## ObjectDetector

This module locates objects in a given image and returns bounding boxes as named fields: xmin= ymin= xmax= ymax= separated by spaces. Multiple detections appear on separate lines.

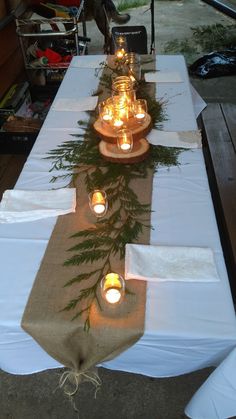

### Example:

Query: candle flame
xmin=105 ymin=288 xmax=121 ymax=304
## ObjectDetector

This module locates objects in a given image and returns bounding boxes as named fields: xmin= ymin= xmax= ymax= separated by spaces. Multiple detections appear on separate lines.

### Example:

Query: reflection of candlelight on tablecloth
xmin=101 ymin=273 xmax=125 ymax=304
xmin=89 ymin=190 xmax=107 ymax=217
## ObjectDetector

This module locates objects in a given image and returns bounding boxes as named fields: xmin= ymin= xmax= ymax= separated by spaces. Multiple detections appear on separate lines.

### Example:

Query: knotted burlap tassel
xmin=57 ymin=368 xmax=102 ymax=417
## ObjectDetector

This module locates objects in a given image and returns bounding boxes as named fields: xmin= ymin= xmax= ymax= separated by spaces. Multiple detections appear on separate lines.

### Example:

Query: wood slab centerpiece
xmin=94 ymin=114 xmax=152 ymax=164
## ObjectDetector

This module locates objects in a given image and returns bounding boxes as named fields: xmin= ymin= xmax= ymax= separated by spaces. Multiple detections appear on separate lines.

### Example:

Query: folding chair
xmin=110 ymin=25 xmax=148 ymax=54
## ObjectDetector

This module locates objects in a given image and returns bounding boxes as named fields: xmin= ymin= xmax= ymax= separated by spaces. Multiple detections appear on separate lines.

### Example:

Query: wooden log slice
xmin=99 ymin=138 xmax=150 ymax=164
xmin=94 ymin=114 xmax=152 ymax=144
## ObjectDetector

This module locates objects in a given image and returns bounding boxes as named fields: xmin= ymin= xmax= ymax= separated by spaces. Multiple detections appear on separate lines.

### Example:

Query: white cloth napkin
xmin=0 ymin=189 xmax=76 ymax=223
xmin=144 ymin=71 xmax=182 ymax=83
xmin=125 ymin=244 xmax=220 ymax=282
xmin=147 ymin=129 xmax=202 ymax=148
xmin=51 ymin=97 xmax=98 ymax=112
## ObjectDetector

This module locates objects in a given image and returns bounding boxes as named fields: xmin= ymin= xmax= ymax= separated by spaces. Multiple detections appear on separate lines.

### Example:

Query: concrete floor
xmin=0 ymin=366 xmax=213 ymax=419
xmin=86 ymin=0 xmax=236 ymax=104
xmin=1 ymin=1 xmax=236 ymax=418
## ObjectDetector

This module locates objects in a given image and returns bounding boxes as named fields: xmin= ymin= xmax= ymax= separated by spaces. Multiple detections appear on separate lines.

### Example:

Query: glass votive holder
xmin=112 ymin=76 xmax=133 ymax=96
xmin=133 ymin=99 xmax=148 ymax=123
xmin=115 ymin=48 xmax=126 ymax=60
xmin=114 ymin=35 xmax=127 ymax=60
xmin=125 ymin=52 xmax=141 ymax=81
xmin=98 ymin=99 xmax=113 ymax=126
xmin=89 ymin=190 xmax=108 ymax=217
xmin=117 ymin=128 xmax=133 ymax=153
xmin=100 ymin=273 xmax=125 ymax=305
xmin=111 ymin=95 xmax=129 ymax=129
xmin=116 ymin=35 xmax=127 ymax=49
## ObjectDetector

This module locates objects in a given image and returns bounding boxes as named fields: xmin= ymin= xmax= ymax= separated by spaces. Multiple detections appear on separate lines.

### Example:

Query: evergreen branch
xmin=67 ymin=237 xmax=114 ymax=252
xmin=64 ymin=249 xmax=108 ymax=266
xmin=46 ymin=60 xmax=183 ymax=331
xmin=63 ymin=270 xmax=100 ymax=287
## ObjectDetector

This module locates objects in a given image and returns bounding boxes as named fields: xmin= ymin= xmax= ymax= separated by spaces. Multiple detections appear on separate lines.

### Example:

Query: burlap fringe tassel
xmin=56 ymin=368 xmax=102 ymax=417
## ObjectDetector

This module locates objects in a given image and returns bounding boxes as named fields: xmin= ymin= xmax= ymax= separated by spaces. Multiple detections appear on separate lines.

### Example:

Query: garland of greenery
xmin=47 ymin=59 xmax=182 ymax=331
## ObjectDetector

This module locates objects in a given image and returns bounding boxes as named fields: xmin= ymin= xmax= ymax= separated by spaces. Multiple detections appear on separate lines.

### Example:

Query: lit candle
xmin=89 ymin=190 xmax=108 ymax=217
xmin=117 ymin=128 xmax=133 ymax=153
xmin=113 ymin=119 xmax=124 ymax=128
xmin=101 ymin=273 xmax=125 ymax=304
xmin=103 ymin=113 xmax=112 ymax=122
xmin=133 ymin=99 xmax=147 ymax=123
xmin=98 ymin=99 xmax=113 ymax=125
xmin=136 ymin=111 xmax=145 ymax=120
xmin=112 ymin=96 xmax=128 ymax=129
xmin=115 ymin=35 xmax=127 ymax=60
xmin=116 ymin=48 xmax=126 ymax=59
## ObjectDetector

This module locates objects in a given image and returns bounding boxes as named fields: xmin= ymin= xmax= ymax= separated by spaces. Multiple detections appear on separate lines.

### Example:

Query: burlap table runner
xmin=21 ymin=57 xmax=156 ymax=374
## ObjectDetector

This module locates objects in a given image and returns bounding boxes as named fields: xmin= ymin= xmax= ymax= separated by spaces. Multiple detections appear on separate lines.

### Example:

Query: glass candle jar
xmin=125 ymin=52 xmax=141 ymax=81
xmin=100 ymin=273 xmax=125 ymax=304
xmin=133 ymin=99 xmax=148 ymax=123
xmin=112 ymin=76 xmax=134 ymax=97
xmin=89 ymin=190 xmax=108 ymax=217
xmin=117 ymin=128 xmax=133 ymax=153
xmin=111 ymin=95 xmax=129 ymax=129
xmin=114 ymin=35 xmax=127 ymax=60
xmin=98 ymin=98 xmax=114 ymax=126
xmin=112 ymin=76 xmax=136 ymax=118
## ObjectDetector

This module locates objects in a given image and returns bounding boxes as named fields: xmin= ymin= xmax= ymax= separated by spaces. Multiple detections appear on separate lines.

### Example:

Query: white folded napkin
xmin=51 ymin=97 xmax=98 ymax=112
xmin=147 ymin=130 xmax=202 ymax=148
xmin=144 ymin=71 xmax=182 ymax=83
xmin=0 ymin=189 xmax=76 ymax=223
xmin=125 ymin=244 xmax=220 ymax=282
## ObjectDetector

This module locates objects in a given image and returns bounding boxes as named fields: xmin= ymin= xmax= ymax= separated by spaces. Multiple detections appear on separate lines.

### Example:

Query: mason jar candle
xmin=101 ymin=273 xmax=125 ymax=304
xmin=89 ymin=190 xmax=108 ymax=217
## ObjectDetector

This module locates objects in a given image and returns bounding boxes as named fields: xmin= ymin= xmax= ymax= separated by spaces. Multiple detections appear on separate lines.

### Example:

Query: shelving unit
xmin=15 ymin=4 xmax=90 ymax=83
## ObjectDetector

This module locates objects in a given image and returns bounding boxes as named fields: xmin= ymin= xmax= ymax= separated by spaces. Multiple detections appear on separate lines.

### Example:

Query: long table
xmin=1 ymin=55 xmax=236 ymax=376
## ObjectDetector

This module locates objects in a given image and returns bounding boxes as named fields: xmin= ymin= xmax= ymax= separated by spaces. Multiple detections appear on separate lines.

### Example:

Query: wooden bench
xmin=200 ymin=103 xmax=236 ymax=304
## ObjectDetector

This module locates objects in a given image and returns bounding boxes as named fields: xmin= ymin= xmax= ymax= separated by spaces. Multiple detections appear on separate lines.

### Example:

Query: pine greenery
xmin=47 ymin=61 xmax=181 ymax=330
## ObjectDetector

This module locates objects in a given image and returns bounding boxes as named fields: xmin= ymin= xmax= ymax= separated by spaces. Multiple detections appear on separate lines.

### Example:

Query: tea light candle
xmin=117 ymin=129 xmax=133 ymax=153
xmin=136 ymin=111 xmax=145 ymax=120
xmin=112 ymin=96 xmax=128 ymax=129
xmin=116 ymin=48 xmax=126 ymax=60
xmin=113 ymin=119 xmax=124 ymax=128
xmin=115 ymin=35 xmax=127 ymax=60
xmin=101 ymin=273 xmax=125 ymax=304
xmin=98 ymin=99 xmax=113 ymax=124
xmin=133 ymin=99 xmax=148 ymax=122
xmin=89 ymin=190 xmax=107 ymax=217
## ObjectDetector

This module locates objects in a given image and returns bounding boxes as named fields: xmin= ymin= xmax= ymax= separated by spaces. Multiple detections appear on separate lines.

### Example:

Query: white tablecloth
xmin=185 ymin=347 xmax=236 ymax=418
xmin=0 ymin=55 xmax=236 ymax=376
